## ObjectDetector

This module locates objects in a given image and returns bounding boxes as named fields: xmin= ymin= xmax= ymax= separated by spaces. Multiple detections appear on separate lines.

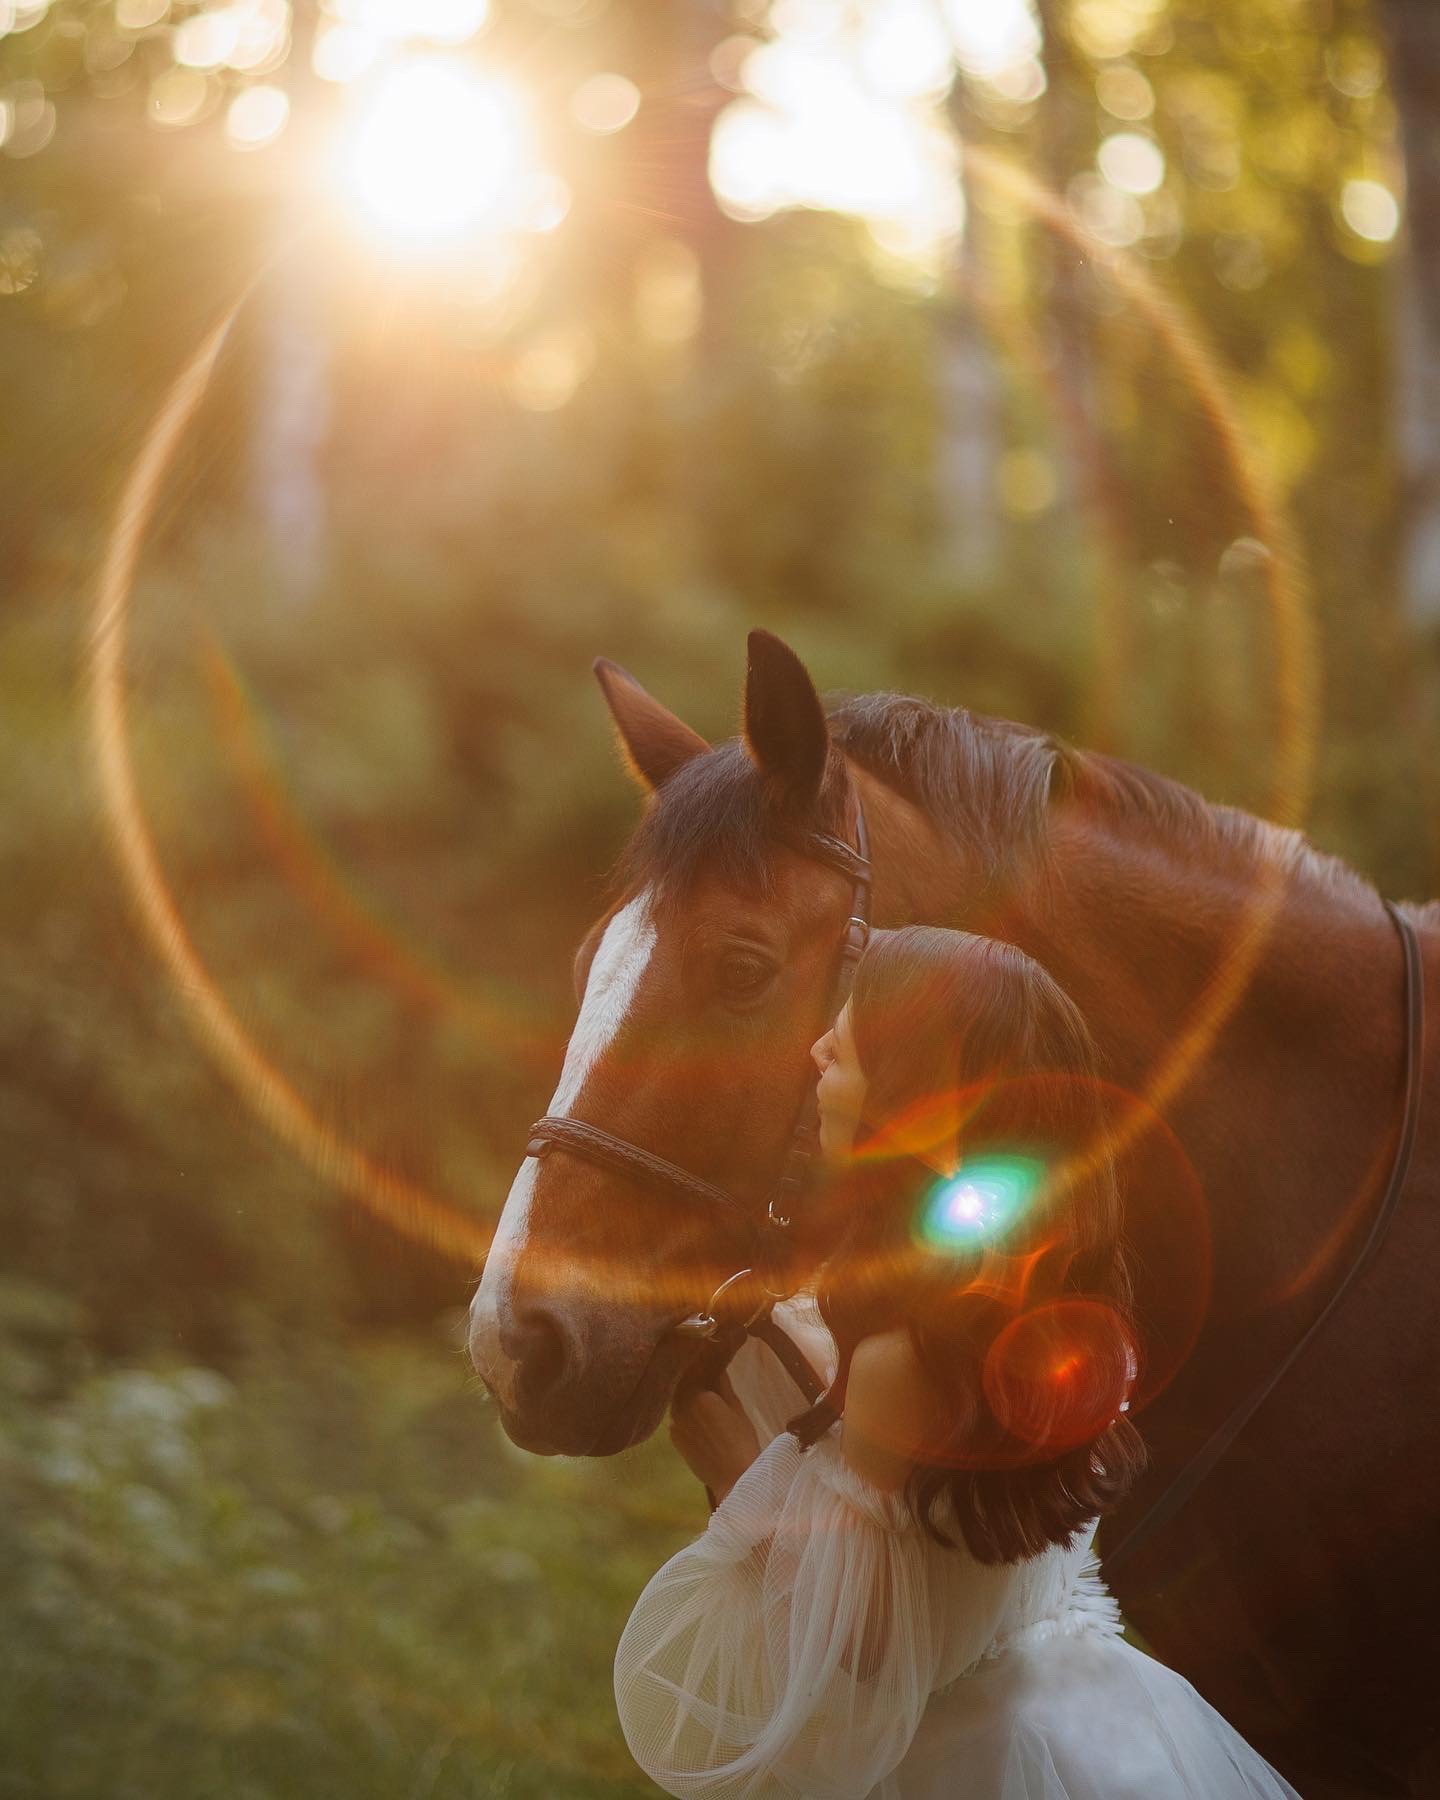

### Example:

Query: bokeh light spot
xmin=1095 ymin=64 xmax=1153 ymax=121
xmin=857 ymin=0 xmax=955 ymax=101
xmin=986 ymin=57 xmax=1046 ymax=105
xmin=0 ymin=79 xmax=55 ymax=157
xmin=225 ymin=82 xmax=289 ymax=150
xmin=148 ymin=65 xmax=210 ymax=128
xmin=226 ymin=0 xmax=290 ymax=73
xmin=1212 ymin=231 xmax=1269 ymax=292
xmin=1070 ymin=0 xmax=1168 ymax=62
xmin=710 ymin=34 xmax=760 ymax=93
xmin=173 ymin=7 xmax=242 ymax=70
xmin=1 ymin=0 xmax=51 ymax=36
xmin=1067 ymin=171 xmax=1144 ymax=248
xmin=1325 ymin=38 xmax=1384 ymax=100
xmin=1218 ymin=535 xmax=1272 ymax=584
xmin=570 ymin=71 xmax=640 ymax=134
xmin=1340 ymin=178 xmax=1400 ymax=244
xmin=944 ymin=0 xmax=1040 ymax=80
xmin=708 ymin=8 xmax=964 ymax=267
xmin=116 ymin=0 xmax=169 ymax=28
xmin=1098 ymin=130 xmax=1165 ymax=195
xmin=312 ymin=20 xmax=379 ymax=83
xmin=508 ymin=325 xmax=594 ymax=412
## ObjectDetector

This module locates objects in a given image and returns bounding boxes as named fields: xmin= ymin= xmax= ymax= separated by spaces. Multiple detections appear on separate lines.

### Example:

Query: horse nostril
xmin=507 ymin=1304 xmax=569 ymax=1404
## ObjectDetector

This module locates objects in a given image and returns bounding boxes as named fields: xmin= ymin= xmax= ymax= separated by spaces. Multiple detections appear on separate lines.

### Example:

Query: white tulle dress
xmin=614 ymin=1294 xmax=1302 ymax=1800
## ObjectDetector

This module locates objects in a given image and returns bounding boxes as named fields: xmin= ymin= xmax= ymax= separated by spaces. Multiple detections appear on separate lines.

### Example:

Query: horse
xmin=468 ymin=630 xmax=1438 ymax=1800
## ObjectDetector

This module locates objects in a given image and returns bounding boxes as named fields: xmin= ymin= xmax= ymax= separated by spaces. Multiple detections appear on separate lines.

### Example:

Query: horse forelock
xmin=612 ymin=692 xmax=1070 ymax=907
xmin=616 ymin=737 xmax=852 ymax=902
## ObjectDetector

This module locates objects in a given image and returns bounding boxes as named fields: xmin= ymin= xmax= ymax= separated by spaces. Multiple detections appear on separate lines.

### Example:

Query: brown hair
xmin=788 ymin=926 xmax=1146 ymax=1565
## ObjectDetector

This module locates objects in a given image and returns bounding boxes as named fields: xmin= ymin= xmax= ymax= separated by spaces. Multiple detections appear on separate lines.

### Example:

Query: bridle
xmin=524 ymin=800 xmax=872 ymax=1410
xmin=521 ymin=820 xmax=1425 ymax=1543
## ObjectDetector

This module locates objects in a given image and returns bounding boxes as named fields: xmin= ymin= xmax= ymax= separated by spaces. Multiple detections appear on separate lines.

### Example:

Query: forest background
xmin=3 ymin=0 xmax=1439 ymax=1795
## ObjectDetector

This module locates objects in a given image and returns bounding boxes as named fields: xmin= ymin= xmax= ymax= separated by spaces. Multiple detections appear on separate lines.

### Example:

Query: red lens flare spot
xmin=982 ymin=1298 xmax=1136 ymax=1455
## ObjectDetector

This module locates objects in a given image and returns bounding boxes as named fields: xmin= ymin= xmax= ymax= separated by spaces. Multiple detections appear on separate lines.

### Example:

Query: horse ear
xmin=743 ymin=629 xmax=830 ymax=810
xmin=594 ymin=658 xmax=709 ymax=792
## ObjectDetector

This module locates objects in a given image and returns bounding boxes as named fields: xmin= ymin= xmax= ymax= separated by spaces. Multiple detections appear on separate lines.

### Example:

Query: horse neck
xmin=1033 ymin=808 xmax=1407 ymax=1335
xmin=872 ymin=780 xmax=1407 ymax=1357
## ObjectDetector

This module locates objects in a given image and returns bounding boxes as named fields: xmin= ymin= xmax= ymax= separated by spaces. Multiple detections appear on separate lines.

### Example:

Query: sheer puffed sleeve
xmin=724 ymin=1293 xmax=839 ymax=1447
xmin=614 ymin=1427 xmax=1018 ymax=1800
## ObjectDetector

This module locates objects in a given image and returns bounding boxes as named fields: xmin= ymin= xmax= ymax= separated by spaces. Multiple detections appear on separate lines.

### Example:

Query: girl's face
xmin=811 ymin=1001 xmax=868 ymax=1167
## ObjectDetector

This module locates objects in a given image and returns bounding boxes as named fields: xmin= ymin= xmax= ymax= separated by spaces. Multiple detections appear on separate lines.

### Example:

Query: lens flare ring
xmin=90 ymin=151 xmax=1314 ymax=1296
xmin=89 ymin=305 xmax=491 ymax=1271
xmin=960 ymin=148 xmax=1317 ymax=1162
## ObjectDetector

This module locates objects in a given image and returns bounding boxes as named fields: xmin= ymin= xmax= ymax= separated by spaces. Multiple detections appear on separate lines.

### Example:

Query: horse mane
xmin=827 ymin=692 xmax=1064 ymax=877
xmin=830 ymin=691 xmax=1374 ymax=904
xmin=620 ymin=689 xmax=1375 ymax=906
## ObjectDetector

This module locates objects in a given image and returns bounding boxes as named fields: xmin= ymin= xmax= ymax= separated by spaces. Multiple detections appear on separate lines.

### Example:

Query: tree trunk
xmin=1381 ymin=0 xmax=1440 ymax=628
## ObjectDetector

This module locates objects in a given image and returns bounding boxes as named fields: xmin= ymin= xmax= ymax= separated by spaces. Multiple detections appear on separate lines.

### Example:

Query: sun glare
xmin=335 ymin=56 xmax=556 ymax=247
xmin=707 ymin=0 xmax=1043 ymax=273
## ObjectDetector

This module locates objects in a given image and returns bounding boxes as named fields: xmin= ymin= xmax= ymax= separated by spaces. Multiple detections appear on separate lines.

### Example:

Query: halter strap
xmin=525 ymin=1116 xmax=750 ymax=1223
xmin=1105 ymin=897 xmax=1425 ymax=1572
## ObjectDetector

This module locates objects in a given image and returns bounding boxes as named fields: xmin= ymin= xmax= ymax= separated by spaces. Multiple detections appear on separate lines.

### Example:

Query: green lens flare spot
xmin=916 ymin=1155 xmax=1046 ymax=1251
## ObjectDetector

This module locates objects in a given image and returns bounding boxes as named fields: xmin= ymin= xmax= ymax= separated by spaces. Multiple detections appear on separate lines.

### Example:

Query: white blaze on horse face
xmin=467 ymin=894 xmax=657 ymax=1408
xmin=549 ymin=894 xmax=658 ymax=1116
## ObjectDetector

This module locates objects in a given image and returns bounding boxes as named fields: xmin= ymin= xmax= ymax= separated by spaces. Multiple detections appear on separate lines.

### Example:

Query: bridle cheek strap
xmin=525 ymin=1116 xmax=752 ymax=1224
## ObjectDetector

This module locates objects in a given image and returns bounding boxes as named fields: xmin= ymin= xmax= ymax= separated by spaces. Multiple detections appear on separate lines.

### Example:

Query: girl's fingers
xmin=673 ymin=1377 xmax=740 ymax=1422
xmin=710 ymin=1368 xmax=742 ymax=1408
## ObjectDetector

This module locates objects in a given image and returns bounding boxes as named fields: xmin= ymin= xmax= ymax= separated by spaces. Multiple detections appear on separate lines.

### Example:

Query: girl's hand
xmin=669 ymin=1371 xmax=761 ymax=1504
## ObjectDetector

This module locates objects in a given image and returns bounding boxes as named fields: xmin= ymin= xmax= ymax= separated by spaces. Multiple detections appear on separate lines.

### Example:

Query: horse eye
xmin=719 ymin=952 xmax=773 ymax=998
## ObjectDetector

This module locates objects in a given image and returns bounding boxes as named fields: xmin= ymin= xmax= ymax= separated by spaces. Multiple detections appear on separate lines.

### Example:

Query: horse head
xmin=468 ymin=631 xmax=871 ymax=1455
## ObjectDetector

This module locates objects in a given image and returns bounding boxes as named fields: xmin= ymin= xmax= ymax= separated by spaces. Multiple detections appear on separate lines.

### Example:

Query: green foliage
xmin=0 ymin=1277 xmax=698 ymax=1799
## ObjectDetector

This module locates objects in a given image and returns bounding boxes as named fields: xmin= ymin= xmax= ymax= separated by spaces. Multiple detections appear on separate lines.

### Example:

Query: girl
xmin=614 ymin=927 xmax=1301 ymax=1800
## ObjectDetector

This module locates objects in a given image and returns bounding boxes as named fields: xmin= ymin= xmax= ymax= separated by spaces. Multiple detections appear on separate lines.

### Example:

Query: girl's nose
xmin=811 ymin=1030 xmax=833 ymax=1075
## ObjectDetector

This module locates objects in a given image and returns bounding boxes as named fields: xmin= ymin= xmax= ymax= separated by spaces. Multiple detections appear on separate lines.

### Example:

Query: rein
xmin=1105 ymin=897 xmax=1426 ymax=1572
xmin=524 ymin=804 xmax=872 ymax=1413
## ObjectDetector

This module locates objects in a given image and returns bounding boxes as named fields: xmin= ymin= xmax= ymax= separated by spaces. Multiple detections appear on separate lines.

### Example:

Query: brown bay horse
xmin=468 ymin=630 xmax=1438 ymax=1798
